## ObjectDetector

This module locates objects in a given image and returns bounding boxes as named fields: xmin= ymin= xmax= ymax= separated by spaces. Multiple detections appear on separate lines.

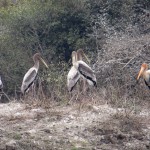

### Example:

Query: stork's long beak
xmin=83 ymin=53 xmax=90 ymax=63
xmin=40 ymin=58 xmax=49 ymax=68
xmin=137 ymin=67 xmax=144 ymax=80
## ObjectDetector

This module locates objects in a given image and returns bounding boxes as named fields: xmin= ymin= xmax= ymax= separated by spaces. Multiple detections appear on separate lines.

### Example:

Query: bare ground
xmin=0 ymin=101 xmax=150 ymax=150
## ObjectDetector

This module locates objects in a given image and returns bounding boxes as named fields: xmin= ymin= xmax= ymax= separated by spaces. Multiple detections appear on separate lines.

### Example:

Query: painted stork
xmin=67 ymin=51 xmax=80 ymax=92
xmin=76 ymin=49 xmax=90 ymax=92
xmin=67 ymin=50 xmax=97 ymax=92
xmin=21 ymin=53 xmax=48 ymax=94
xmin=0 ymin=76 xmax=3 ymax=91
xmin=137 ymin=63 xmax=150 ymax=89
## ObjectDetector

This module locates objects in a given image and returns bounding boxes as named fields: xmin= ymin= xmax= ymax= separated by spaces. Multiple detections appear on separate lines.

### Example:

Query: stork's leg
xmin=67 ymin=92 xmax=76 ymax=105
xmin=76 ymin=82 xmax=80 ymax=100
xmin=31 ymin=83 xmax=36 ymax=99
xmin=0 ymin=90 xmax=10 ymax=102
xmin=83 ymin=78 xmax=87 ymax=93
xmin=2 ymin=91 xmax=10 ymax=102
xmin=0 ymin=93 xmax=2 ymax=101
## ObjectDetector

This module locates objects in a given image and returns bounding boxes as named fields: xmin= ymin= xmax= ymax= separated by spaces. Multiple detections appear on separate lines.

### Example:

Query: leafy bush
xmin=0 ymin=0 xmax=93 ymax=96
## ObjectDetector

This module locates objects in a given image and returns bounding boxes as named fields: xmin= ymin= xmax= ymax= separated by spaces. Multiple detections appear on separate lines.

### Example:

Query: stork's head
xmin=76 ymin=49 xmax=90 ymax=63
xmin=76 ymin=49 xmax=84 ymax=60
xmin=137 ymin=63 xmax=148 ymax=80
xmin=33 ymin=53 xmax=41 ymax=58
xmin=33 ymin=53 xmax=48 ymax=68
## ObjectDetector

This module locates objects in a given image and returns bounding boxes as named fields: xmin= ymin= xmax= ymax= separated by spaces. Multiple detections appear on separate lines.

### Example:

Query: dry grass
xmin=0 ymin=98 xmax=150 ymax=150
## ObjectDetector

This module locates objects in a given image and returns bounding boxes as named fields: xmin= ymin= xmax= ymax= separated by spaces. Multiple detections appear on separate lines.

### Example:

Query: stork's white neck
xmin=77 ymin=52 xmax=83 ymax=61
xmin=72 ymin=55 xmax=77 ymax=66
xmin=34 ymin=60 xmax=39 ymax=70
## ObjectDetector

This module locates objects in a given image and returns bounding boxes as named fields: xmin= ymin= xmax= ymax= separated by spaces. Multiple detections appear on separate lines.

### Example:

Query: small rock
xmin=43 ymin=129 xmax=51 ymax=133
xmin=6 ymin=140 xmax=16 ymax=150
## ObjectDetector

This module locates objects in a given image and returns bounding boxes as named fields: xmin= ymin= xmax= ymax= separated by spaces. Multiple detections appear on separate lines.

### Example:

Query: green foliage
xmin=44 ymin=62 xmax=69 ymax=101
xmin=0 ymin=0 xmax=15 ymax=8
xmin=87 ymin=0 xmax=135 ymax=28
xmin=0 ymin=0 xmax=149 ymax=97
xmin=3 ymin=0 xmax=91 ymax=61
xmin=0 ymin=0 xmax=93 ymax=95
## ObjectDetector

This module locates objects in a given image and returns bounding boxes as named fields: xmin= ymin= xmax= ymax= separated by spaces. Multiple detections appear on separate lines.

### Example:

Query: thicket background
xmin=0 ymin=0 xmax=150 ymax=103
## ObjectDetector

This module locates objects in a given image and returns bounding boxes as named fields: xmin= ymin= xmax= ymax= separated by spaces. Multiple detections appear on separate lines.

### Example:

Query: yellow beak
xmin=137 ymin=67 xmax=144 ymax=80
xmin=40 ymin=58 xmax=49 ymax=68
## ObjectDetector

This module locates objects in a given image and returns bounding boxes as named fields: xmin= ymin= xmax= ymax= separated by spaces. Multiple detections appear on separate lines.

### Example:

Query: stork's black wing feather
xmin=78 ymin=62 xmax=97 ymax=87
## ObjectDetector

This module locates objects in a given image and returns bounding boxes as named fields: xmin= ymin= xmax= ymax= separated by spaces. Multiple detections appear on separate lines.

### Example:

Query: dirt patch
xmin=0 ymin=101 xmax=149 ymax=150
xmin=88 ymin=113 xmax=150 ymax=150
